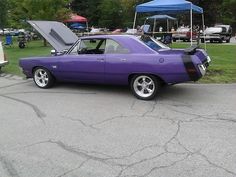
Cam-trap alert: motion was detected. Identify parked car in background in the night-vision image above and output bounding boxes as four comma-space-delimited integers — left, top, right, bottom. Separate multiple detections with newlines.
173, 27, 197, 42
111, 29, 123, 34
201, 25, 232, 43
0, 41, 8, 70
0, 28, 10, 35
125, 28, 138, 34
89, 28, 108, 35
10, 29, 20, 36
19, 21, 211, 100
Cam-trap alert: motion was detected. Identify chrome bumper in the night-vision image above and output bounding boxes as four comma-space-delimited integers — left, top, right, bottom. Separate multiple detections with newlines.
198, 56, 211, 76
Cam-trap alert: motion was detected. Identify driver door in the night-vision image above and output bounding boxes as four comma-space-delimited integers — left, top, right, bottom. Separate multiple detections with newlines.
58, 38, 106, 83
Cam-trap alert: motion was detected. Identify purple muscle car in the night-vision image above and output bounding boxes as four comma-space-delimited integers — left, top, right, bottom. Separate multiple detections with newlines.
19, 21, 211, 100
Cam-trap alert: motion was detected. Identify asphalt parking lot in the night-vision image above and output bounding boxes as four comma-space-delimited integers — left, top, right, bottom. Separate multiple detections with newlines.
0, 74, 236, 177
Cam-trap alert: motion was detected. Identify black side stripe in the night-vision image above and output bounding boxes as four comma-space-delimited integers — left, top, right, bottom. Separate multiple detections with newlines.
182, 55, 199, 81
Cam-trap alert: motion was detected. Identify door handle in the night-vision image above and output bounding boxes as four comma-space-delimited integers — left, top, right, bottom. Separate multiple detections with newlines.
120, 58, 127, 62
97, 58, 105, 61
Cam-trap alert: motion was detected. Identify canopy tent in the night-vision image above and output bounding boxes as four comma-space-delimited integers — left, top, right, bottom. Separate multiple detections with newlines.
136, 0, 203, 14
64, 14, 88, 23
133, 0, 205, 47
70, 23, 87, 30
64, 14, 88, 31
147, 15, 176, 20
145, 15, 177, 33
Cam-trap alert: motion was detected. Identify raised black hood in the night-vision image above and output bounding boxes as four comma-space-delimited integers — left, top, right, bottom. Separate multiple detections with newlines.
28, 21, 79, 52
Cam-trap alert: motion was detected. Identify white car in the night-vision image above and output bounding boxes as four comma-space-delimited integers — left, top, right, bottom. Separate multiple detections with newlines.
0, 41, 8, 70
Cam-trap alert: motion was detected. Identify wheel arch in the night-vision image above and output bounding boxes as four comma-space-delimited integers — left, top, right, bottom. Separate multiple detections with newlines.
32, 66, 56, 80
128, 73, 166, 85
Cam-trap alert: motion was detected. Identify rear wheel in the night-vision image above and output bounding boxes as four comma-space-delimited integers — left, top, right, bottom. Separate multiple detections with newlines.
130, 75, 160, 100
33, 67, 55, 88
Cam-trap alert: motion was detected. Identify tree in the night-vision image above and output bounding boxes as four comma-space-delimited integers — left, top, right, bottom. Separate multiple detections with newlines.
70, 0, 102, 26
222, 0, 236, 28
0, 0, 8, 30
8, 0, 72, 45
9, 0, 71, 23
98, 0, 123, 29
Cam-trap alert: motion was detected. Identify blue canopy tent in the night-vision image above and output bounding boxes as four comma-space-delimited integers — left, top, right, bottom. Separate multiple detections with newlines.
145, 15, 177, 33
147, 15, 177, 20
133, 0, 205, 46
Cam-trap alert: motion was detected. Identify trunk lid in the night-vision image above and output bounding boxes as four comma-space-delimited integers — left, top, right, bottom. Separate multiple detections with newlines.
158, 47, 208, 63
28, 21, 79, 52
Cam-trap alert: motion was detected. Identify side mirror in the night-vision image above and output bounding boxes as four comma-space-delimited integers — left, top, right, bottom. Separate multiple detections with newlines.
51, 49, 56, 55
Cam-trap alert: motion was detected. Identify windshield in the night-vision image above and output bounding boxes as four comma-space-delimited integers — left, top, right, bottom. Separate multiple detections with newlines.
139, 35, 170, 51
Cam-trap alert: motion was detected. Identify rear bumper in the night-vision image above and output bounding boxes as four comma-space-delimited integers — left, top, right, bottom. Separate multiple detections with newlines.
0, 61, 9, 67
182, 55, 211, 81
197, 56, 211, 76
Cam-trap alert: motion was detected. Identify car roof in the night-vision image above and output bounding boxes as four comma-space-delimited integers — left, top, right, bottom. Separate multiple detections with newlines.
79, 35, 156, 54
80, 34, 137, 40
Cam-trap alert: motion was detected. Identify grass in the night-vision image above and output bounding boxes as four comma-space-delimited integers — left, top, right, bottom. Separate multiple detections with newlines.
2, 38, 51, 76
172, 43, 236, 83
1, 38, 236, 83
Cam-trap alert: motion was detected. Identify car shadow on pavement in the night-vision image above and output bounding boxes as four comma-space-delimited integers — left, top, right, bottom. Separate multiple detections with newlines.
54, 82, 131, 95
52, 82, 197, 101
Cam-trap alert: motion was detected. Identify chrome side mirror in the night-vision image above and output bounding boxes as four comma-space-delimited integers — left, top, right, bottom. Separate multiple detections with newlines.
51, 49, 56, 55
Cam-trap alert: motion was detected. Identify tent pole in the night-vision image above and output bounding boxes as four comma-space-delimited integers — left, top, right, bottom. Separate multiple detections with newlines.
86, 22, 89, 35
133, 12, 137, 32
202, 14, 207, 51
190, 3, 193, 46
167, 19, 169, 32
153, 18, 156, 36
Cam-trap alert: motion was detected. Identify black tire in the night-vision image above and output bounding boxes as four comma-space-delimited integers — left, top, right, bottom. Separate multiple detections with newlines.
201, 39, 205, 43
130, 74, 160, 100
226, 39, 230, 43
173, 38, 176, 42
33, 67, 55, 89
218, 39, 223, 43
210, 40, 213, 43
18, 41, 25, 49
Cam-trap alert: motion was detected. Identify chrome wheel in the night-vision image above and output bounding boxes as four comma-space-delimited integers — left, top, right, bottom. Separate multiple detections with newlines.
133, 75, 156, 99
34, 68, 49, 87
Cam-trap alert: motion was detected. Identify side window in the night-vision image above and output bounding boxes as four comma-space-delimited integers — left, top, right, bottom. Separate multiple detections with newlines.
221, 27, 227, 33
70, 39, 105, 55
105, 39, 129, 54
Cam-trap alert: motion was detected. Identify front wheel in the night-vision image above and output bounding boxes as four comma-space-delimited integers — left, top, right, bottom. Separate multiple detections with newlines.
33, 67, 55, 88
130, 75, 160, 100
